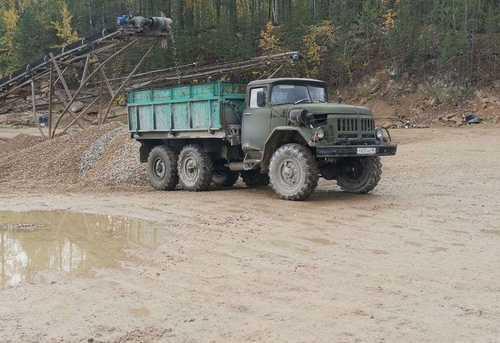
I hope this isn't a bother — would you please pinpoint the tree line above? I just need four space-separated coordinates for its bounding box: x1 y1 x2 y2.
1 0 499 87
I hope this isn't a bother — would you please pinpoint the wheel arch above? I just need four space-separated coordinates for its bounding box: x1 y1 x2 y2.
261 128 310 172
139 138 226 163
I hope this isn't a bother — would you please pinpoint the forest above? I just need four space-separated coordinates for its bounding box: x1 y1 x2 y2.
1 0 500 89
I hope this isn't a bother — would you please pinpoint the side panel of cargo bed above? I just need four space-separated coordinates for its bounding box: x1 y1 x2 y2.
127 81 245 136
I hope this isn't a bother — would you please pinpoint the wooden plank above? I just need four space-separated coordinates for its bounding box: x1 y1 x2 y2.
80 55 91 88
100 68 115 98
50 53 72 100
93 54 115 97
48 65 54 138
59 97 100 135
31 80 47 139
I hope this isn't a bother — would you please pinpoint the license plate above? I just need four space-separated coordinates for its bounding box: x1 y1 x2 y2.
357 147 377 155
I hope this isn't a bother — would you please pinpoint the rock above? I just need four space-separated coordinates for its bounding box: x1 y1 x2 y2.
481 97 499 105
70 101 85 113
464 113 481 124
429 97 439 106
438 113 464 127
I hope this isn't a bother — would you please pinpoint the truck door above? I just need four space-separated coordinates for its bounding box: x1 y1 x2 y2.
242 87 271 152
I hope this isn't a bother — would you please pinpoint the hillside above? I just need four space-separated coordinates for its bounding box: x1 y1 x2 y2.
1 1 499 93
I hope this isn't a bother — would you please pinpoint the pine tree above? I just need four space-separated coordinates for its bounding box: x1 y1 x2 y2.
303 21 335 78
0 6 20 75
13 5 56 66
52 1 80 47
259 21 282 54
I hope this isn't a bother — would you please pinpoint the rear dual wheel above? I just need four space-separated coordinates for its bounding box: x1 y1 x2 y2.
149 145 240 192
177 145 214 191
147 145 179 190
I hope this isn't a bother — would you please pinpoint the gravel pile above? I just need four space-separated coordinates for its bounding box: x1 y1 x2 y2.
0 123 120 191
0 134 45 159
82 131 148 187
80 127 125 177
0 123 149 191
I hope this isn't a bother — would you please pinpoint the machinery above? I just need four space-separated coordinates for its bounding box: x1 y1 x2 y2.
117 15 173 36
0 15 173 138
0 15 173 101
129 78 397 201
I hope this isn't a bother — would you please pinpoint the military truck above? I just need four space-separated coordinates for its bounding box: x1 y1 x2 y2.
128 78 397 200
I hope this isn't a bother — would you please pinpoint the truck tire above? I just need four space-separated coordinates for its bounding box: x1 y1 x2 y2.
178 145 214 191
269 144 319 201
337 157 382 194
147 145 179 191
241 170 270 188
213 169 240 187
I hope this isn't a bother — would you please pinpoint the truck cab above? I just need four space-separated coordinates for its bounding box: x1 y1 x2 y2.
235 78 397 199
242 78 395 155
242 78 329 152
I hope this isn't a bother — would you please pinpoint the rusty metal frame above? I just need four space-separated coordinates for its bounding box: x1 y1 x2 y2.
51 39 139 137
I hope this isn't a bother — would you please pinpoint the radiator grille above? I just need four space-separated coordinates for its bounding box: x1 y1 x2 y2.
333 116 376 140
336 117 374 133
360 118 374 131
336 118 358 132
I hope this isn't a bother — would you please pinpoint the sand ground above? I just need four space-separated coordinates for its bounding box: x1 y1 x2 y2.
0 127 499 342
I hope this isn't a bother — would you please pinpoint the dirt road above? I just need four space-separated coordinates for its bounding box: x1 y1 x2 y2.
0 128 499 342
0 126 42 139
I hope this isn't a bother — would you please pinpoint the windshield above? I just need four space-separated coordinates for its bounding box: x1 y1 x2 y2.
271 84 327 105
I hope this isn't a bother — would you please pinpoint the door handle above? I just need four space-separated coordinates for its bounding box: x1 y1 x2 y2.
243 113 252 117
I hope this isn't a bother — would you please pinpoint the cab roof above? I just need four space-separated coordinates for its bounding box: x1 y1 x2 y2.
247 78 326 87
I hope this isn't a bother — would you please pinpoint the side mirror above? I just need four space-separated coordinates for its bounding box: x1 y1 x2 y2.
257 91 266 107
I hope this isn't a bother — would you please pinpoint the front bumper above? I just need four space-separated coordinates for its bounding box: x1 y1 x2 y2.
316 144 397 158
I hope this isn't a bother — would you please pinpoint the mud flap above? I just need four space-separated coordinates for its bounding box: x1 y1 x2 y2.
140 143 151 163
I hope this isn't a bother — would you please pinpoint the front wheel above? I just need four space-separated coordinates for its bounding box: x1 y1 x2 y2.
337 157 382 194
178 145 214 191
269 144 319 201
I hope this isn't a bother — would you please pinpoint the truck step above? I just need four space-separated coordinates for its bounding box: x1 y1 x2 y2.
227 160 261 172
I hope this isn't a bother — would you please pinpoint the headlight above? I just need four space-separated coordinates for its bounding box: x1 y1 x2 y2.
312 128 326 142
316 128 325 140
376 128 391 143
376 129 384 141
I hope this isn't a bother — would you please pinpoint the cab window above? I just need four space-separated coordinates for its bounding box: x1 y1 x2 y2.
271 84 327 105
249 87 265 108
272 85 308 105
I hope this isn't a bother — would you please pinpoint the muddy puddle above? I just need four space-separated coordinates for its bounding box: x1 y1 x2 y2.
0 211 160 288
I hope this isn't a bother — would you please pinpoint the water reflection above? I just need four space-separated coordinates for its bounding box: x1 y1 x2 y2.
0 211 159 288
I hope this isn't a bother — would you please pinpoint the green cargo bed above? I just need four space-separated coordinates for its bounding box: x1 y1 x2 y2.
128 81 246 134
